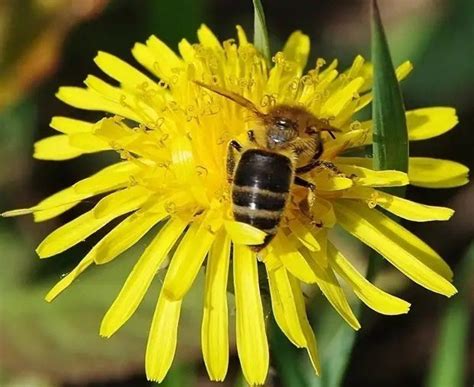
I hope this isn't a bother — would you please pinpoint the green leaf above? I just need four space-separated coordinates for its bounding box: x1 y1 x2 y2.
367 0 410 286
0 234 208 384
304 299 361 387
371 0 409 181
426 243 473 387
161 363 196 387
270 319 308 387
252 0 271 64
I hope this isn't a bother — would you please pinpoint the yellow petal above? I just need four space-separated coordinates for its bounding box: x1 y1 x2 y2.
262 250 283 272
224 220 267 245
395 60 414 81
94 210 167 264
236 25 248 45
202 230 231 381
409 157 469 188
287 216 321 252
93 186 151 218
346 55 365 79
356 61 413 110
31 162 136 222
162 211 222 300
56 86 142 122
68 132 110 151
72 161 139 195
354 107 458 145
145 292 182 383
233 244 269 385
266 260 306 347
50 116 94 134
94 51 158 91
327 242 410 315
321 77 365 118
312 197 336 228
45 212 162 300
342 187 454 222
171 135 208 206
374 191 454 221
303 249 361 330
313 170 353 191
337 157 470 189
272 233 317 284
338 165 409 187
407 107 458 140
288 273 320 375
197 24 222 50
334 201 457 296
34 135 83 160
84 75 158 121
146 35 184 81
100 217 188 337
92 116 133 141
34 133 109 160
36 188 148 258
283 31 310 72
131 42 160 79
45 255 94 302
177 38 195 62
313 228 328 268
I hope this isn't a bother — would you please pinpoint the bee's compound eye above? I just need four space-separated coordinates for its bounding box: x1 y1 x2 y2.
275 118 296 131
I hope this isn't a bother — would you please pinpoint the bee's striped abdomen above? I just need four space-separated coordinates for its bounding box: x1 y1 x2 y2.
232 149 292 251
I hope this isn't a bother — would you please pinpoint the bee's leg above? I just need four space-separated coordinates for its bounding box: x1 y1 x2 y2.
227 140 242 183
297 159 346 177
294 176 315 191
294 176 316 208
294 176 323 228
295 147 323 174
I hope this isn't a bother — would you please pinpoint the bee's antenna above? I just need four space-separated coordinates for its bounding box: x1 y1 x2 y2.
193 80 264 117
327 130 337 140
319 127 341 140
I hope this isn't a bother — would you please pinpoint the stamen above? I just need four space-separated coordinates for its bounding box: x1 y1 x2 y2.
366 191 379 209
196 166 208 177
164 201 177 214
350 120 362 131
301 75 314 86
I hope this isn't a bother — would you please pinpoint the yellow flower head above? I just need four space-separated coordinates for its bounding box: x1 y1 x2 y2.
6 25 469 384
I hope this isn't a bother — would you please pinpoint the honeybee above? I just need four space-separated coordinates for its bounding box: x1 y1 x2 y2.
194 81 338 251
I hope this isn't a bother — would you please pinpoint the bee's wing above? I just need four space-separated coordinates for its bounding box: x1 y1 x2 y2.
194 81 264 117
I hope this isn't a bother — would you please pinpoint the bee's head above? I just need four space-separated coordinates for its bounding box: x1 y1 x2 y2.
266 116 299 149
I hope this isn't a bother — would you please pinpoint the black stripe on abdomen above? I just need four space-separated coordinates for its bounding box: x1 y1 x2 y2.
233 149 292 193
232 186 287 211
233 208 280 232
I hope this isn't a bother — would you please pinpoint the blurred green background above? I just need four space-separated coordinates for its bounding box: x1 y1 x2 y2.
0 1 472 386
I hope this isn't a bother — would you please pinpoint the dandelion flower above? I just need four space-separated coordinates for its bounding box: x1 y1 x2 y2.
5 26 469 385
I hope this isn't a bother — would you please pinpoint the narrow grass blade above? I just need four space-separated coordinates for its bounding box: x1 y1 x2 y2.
371 0 409 184
426 243 473 387
367 0 410 276
252 0 271 64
